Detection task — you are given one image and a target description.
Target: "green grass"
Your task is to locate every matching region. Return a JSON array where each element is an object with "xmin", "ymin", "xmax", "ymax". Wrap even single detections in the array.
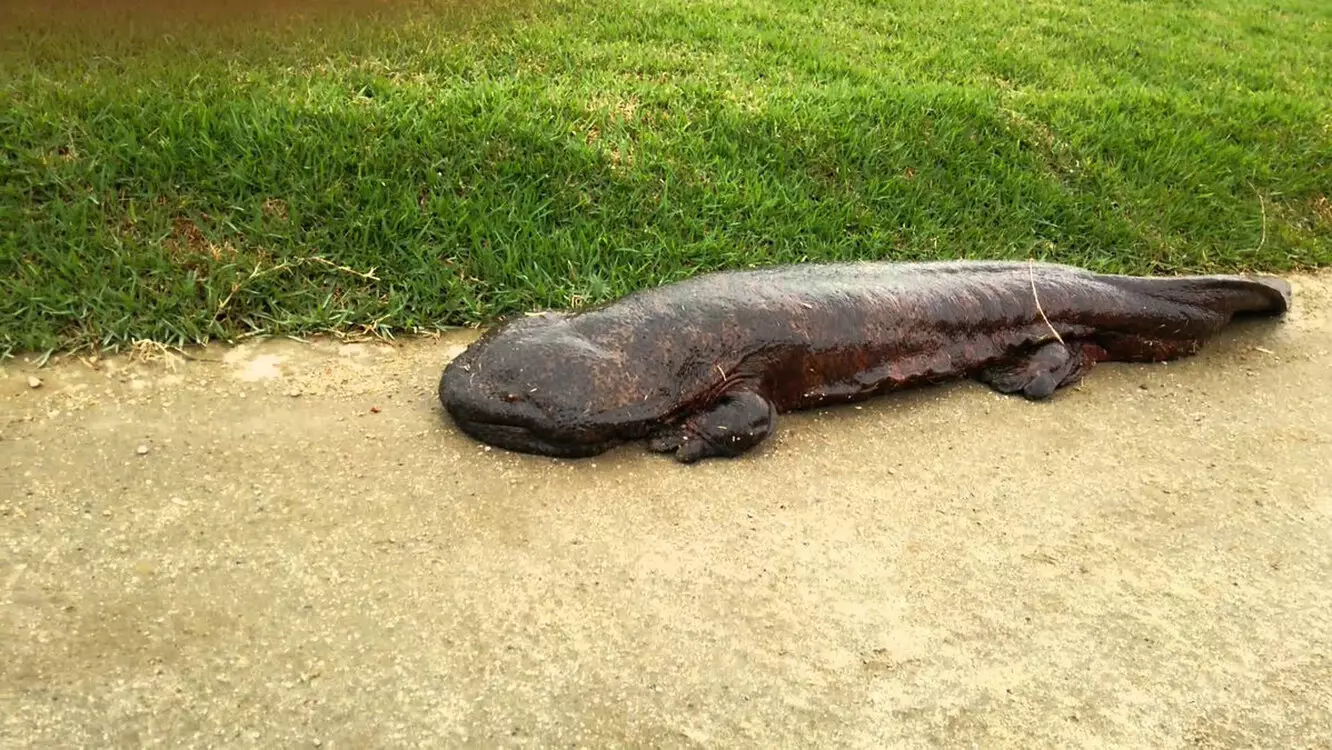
[{"xmin": 2, "ymin": 0, "xmax": 1330, "ymax": 356}]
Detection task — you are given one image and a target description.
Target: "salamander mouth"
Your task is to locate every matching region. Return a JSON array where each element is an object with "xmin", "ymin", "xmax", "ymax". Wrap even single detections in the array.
[{"xmin": 447, "ymin": 414, "xmax": 613, "ymax": 458}]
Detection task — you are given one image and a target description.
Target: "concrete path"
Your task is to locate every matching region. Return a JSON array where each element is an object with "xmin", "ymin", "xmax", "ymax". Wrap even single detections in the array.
[{"xmin": 3, "ymin": 274, "xmax": 1331, "ymax": 748}]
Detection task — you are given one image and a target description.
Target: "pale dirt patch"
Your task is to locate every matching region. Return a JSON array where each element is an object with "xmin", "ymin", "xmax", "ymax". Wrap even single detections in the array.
[
  {"xmin": 1, "ymin": 274, "xmax": 1330, "ymax": 748},
  {"xmin": 1313, "ymin": 195, "xmax": 1332, "ymax": 228}
]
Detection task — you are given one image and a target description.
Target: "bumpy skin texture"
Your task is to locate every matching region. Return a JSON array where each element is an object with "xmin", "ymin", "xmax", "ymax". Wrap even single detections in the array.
[{"xmin": 439, "ymin": 260, "xmax": 1291, "ymax": 462}]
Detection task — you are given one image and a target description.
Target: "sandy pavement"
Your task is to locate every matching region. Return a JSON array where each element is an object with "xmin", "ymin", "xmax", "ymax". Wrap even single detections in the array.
[{"xmin": 2, "ymin": 274, "xmax": 1331, "ymax": 748}]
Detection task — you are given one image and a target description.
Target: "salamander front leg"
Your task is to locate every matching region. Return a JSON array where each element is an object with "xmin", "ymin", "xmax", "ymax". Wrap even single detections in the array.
[{"xmin": 647, "ymin": 391, "xmax": 777, "ymax": 463}]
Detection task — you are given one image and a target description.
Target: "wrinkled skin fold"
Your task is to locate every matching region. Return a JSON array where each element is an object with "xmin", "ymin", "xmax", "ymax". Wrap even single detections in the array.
[{"xmin": 439, "ymin": 260, "xmax": 1292, "ymax": 463}]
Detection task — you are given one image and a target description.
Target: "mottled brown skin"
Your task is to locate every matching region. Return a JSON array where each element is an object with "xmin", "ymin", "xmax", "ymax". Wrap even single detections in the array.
[{"xmin": 439, "ymin": 260, "xmax": 1291, "ymax": 462}]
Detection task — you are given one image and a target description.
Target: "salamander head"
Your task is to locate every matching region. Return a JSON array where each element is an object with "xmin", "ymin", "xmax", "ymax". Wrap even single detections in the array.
[{"xmin": 439, "ymin": 312, "xmax": 640, "ymax": 458}]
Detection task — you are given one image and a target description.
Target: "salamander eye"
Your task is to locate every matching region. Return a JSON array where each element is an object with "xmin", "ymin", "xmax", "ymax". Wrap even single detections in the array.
[{"xmin": 503, "ymin": 393, "xmax": 521, "ymax": 403}]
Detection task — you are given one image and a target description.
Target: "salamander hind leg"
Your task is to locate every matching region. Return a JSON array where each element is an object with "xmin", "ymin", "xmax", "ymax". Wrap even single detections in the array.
[
  {"xmin": 647, "ymin": 391, "xmax": 777, "ymax": 463},
  {"xmin": 977, "ymin": 340, "xmax": 1098, "ymax": 401}
]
